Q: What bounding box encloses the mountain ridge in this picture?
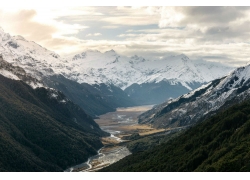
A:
[138,62,250,129]
[0,74,108,171]
[0,27,234,91]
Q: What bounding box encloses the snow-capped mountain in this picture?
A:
[0,27,233,90]
[0,28,137,116]
[62,48,234,104]
[0,55,43,88]
[0,27,236,106]
[138,63,250,129]
[68,50,234,90]
[0,27,65,81]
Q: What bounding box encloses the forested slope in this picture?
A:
[0,75,108,171]
[102,100,250,172]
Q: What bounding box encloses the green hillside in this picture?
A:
[0,75,108,172]
[102,100,250,172]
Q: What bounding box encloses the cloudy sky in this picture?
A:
[1,1,250,66]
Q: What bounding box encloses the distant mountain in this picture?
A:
[0,28,136,116]
[124,81,202,105]
[123,56,234,104]
[138,63,250,129]
[69,51,233,90]
[0,59,109,171]
[42,75,136,117]
[0,27,233,106]
[64,51,234,105]
[101,99,250,172]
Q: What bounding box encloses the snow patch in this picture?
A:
[0,69,20,80]
[50,93,58,98]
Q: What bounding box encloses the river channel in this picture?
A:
[65,105,155,172]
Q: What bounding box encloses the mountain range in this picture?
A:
[0,27,233,106]
[0,27,246,172]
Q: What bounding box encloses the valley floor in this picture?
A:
[96,105,166,139]
[65,105,167,172]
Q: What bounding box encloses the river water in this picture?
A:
[65,105,154,172]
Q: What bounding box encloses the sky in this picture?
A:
[1,1,250,66]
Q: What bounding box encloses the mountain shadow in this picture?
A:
[0,74,108,172]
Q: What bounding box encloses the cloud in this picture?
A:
[1,6,250,67]
[158,7,250,44]
[57,6,160,26]
[102,25,119,29]
[86,33,102,37]
[159,7,250,28]
[0,9,89,54]
[179,7,250,25]
[0,10,57,41]
[158,7,185,27]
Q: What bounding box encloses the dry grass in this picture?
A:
[101,137,120,145]
[95,105,165,141]
[116,105,155,112]
[117,124,166,137]
[139,128,166,136]
[100,146,120,154]
[94,105,154,127]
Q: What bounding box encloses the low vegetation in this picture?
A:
[126,131,181,153]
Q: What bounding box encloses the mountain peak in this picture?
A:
[86,49,101,53]
[131,55,139,59]
[105,49,116,55]
[178,53,189,60]
[14,35,26,41]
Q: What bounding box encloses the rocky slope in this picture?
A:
[0,55,43,88]
[138,63,250,129]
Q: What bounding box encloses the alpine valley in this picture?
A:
[2,26,250,172]
[101,46,250,172]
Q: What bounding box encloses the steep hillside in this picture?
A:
[102,100,250,172]
[0,74,108,171]
[43,75,136,117]
[124,81,202,105]
[0,55,43,88]
[138,63,250,129]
